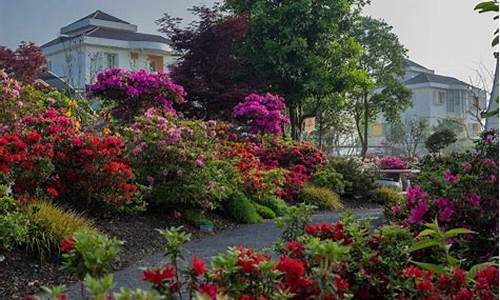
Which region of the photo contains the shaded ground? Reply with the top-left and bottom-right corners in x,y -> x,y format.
66,208 -> 384,298
0,211 -> 237,299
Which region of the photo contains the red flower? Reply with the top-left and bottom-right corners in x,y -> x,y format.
453,268 -> 466,287
402,265 -> 423,278
46,187 -> 59,198
192,256 -> 207,276
286,241 -> 304,257
143,265 -> 176,285
454,288 -> 474,300
197,283 -> 218,300
334,276 -> 349,295
60,236 -> 75,252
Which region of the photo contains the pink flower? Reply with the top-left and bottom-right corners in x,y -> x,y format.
433,197 -> 454,223
406,185 -> 428,204
408,200 -> 428,224
195,157 -> 205,168
462,162 -> 472,171
391,204 -> 400,214
443,169 -> 459,184
468,193 -> 480,207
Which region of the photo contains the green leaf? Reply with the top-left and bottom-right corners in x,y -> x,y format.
412,261 -> 446,275
492,35 -> 499,46
410,239 -> 443,252
417,229 -> 437,238
444,228 -> 476,238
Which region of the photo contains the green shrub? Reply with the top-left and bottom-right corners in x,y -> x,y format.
331,157 -> 378,200
253,202 -> 276,219
372,186 -> 403,205
26,201 -> 97,258
183,209 -> 213,227
310,166 -> 348,194
259,196 -> 288,216
299,185 -> 343,211
0,190 -> 29,251
223,192 -> 261,224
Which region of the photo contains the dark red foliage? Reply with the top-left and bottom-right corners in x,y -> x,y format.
157,5 -> 265,120
0,42 -> 47,84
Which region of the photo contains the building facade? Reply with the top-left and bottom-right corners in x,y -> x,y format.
368,60 -> 487,155
41,10 -> 178,92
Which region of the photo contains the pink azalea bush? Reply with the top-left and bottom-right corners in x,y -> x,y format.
378,155 -> 407,170
86,68 -> 185,122
232,92 -> 289,136
387,130 -> 499,265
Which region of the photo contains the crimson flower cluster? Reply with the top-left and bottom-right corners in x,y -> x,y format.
0,108 -> 139,207
232,93 -> 289,136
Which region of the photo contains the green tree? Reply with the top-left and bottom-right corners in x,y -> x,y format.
387,117 -> 429,158
347,16 -> 412,158
425,129 -> 458,155
225,0 -> 366,140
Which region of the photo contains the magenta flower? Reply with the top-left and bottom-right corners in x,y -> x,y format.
379,156 -> 407,170
195,157 -> 205,168
408,200 -> 428,224
468,193 -> 480,207
406,185 -> 428,205
232,93 -> 289,136
443,170 -> 459,184
433,197 -> 455,223
391,204 -> 400,214
462,162 -> 472,171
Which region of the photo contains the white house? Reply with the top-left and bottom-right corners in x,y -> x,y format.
368,59 -> 487,155
41,10 -> 178,91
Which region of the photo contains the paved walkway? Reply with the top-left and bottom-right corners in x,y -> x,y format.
68,208 -> 383,298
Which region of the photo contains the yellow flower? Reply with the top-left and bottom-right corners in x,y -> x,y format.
103,127 -> 111,135
74,121 -> 80,130
69,99 -> 78,108
65,110 -> 72,117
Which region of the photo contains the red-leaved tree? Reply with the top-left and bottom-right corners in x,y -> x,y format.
0,41 -> 47,84
157,5 -> 265,120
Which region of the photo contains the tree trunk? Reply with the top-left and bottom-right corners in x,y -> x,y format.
360,93 -> 369,158
318,113 -> 324,150
289,105 -> 299,140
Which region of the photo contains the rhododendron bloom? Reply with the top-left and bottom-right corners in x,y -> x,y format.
60,236 -> 75,253
463,162 -> 472,171
468,193 -> 480,207
143,265 -> 176,285
192,256 -> 207,276
408,200 -> 428,224
443,169 -> 459,184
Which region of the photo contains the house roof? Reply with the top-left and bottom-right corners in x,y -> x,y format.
405,59 -> 430,70
42,26 -> 169,48
71,10 -> 130,26
404,72 -> 469,86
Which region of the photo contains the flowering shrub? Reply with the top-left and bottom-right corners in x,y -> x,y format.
86,68 -> 185,122
232,92 -> 289,136
124,108 -> 238,211
0,108 -> 141,209
378,155 -> 407,170
388,130 -> 499,265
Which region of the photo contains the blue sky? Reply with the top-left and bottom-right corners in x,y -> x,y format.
0,0 -> 497,86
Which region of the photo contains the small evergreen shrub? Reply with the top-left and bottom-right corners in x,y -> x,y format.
372,186 -> 403,205
253,202 -> 276,219
299,185 -> 343,211
223,192 -> 261,224
183,210 -> 213,227
310,166 -> 348,194
259,196 -> 288,216
26,201 -> 97,258
331,157 -> 378,200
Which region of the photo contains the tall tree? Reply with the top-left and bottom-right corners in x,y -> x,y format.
225,0 -> 365,140
157,5 -> 265,120
0,42 -> 47,84
347,16 -> 412,158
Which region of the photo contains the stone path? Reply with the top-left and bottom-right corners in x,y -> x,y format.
68,208 -> 383,298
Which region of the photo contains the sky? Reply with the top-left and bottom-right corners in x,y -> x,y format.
0,0 -> 497,86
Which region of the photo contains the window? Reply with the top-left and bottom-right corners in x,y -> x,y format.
129,52 -> 139,70
434,90 -> 446,105
370,123 -> 384,137
446,89 -> 466,115
105,53 -> 118,69
147,55 -> 164,72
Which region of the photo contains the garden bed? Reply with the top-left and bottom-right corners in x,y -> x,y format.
0,211 -> 238,299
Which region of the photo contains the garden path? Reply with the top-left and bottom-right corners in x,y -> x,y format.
68,208 -> 383,298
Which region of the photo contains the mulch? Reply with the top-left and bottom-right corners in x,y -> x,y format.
0,210 -> 238,299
